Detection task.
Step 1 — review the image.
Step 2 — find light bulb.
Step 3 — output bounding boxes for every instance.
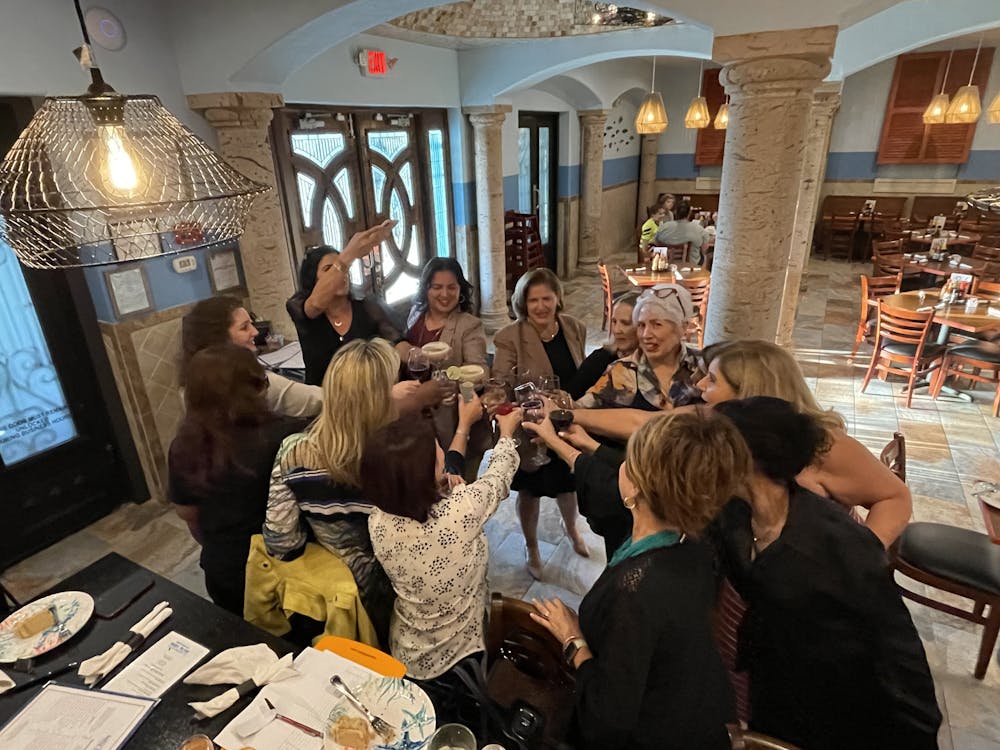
[99,124,139,192]
[714,103,729,130]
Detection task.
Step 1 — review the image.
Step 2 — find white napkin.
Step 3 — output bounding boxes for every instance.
[78,601,172,685]
[0,670,13,695]
[184,645,297,718]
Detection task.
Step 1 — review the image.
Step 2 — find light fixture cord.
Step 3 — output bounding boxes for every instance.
[650,57,656,91]
[73,0,114,94]
[968,35,983,86]
[940,50,953,95]
[697,60,704,97]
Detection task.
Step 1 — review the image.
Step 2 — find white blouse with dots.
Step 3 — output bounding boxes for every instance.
[368,437,520,680]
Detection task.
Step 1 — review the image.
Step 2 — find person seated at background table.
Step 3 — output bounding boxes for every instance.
[399,257,487,368]
[360,397,522,681]
[286,225,403,386]
[493,267,590,578]
[711,397,940,750]
[263,338,399,643]
[639,205,668,260]
[576,284,703,412]
[698,339,911,547]
[529,410,747,750]
[169,344,309,615]
[181,295,322,418]
[568,292,640,400]
[653,200,712,265]
[655,192,676,221]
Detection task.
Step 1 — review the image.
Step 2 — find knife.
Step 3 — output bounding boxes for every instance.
[263,698,323,738]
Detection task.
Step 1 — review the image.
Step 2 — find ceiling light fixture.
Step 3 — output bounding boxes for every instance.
[635,56,668,134]
[713,96,730,130]
[945,36,984,124]
[0,0,267,269]
[685,61,711,129]
[922,49,953,125]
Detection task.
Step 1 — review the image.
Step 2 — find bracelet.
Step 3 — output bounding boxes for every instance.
[562,634,583,647]
[454,429,469,437]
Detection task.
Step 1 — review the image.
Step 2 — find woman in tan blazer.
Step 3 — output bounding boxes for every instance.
[493,268,589,579]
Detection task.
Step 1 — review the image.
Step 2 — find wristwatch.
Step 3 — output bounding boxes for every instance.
[563,637,588,666]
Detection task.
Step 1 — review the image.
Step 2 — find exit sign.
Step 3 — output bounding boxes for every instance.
[359,49,388,77]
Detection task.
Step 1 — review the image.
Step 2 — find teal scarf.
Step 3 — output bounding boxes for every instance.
[609,530,685,567]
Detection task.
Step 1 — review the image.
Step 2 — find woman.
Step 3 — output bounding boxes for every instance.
[286,243,403,386]
[401,257,487,368]
[168,344,308,614]
[181,296,323,418]
[568,292,639,399]
[493,268,589,578]
[263,339,399,642]
[698,339,910,547]
[712,397,940,749]
[656,192,676,221]
[576,284,703,412]
[361,397,522,680]
[530,411,748,750]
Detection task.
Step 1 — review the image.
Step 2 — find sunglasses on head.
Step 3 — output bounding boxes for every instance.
[641,286,686,317]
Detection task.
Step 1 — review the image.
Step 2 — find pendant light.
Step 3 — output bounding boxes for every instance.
[684,61,711,129]
[987,90,1000,123]
[635,56,668,134]
[0,0,268,269]
[922,50,953,124]
[713,96,730,130]
[945,36,984,124]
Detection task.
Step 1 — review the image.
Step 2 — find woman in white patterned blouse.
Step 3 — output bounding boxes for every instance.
[361,397,522,680]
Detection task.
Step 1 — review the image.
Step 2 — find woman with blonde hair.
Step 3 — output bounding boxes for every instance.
[263,338,399,641]
[530,410,746,749]
[698,339,911,547]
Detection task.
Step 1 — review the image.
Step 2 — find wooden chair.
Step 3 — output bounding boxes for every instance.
[598,258,614,331]
[822,214,859,260]
[727,725,802,749]
[931,343,1000,417]
[851,272,902,357]
[713,578,751,724]
[655,243,690,263]
[972,244,1000,262]
[879,431,906,481]
[860,302,946,408]
[678,276,711,348]
[972,278,1000,297]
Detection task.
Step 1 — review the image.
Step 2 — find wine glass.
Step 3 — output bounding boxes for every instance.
[510,365,533,388]
[520,397,551,467]
[431,369,458,405]
[549,390,574,435]
[538,374,560,396]
[482,378,508,411]
[407,347,431,383]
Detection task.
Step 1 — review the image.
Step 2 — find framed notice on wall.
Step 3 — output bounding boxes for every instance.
[104,265,153,319]
[208,247,242,293]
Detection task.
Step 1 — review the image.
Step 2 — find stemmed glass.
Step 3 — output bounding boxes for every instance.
[407,347,431,383]
[515,383,550,467]
[549,390,575,434]
[538,374,560,396]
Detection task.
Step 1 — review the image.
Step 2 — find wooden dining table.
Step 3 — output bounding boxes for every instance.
[903,257,986,278]
[881,289,1000,338]
[623,266,710,287]
[907,230,982,247]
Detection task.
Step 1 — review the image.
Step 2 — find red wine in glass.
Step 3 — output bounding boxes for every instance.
[550,409,574,433]
[521,399,545,424]
[409,364,431,383]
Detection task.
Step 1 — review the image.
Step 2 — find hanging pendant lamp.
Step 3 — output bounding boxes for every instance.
[988,90,1000,124]
[0,0,267,269]
[635,56,668,134]
[923,50,953,124]
[684,61,711,129]
[713,96,730,130]
[945,37,983,124]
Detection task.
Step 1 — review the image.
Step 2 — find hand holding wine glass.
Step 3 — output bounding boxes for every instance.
[494,406,523,439]
[407,347,431,383]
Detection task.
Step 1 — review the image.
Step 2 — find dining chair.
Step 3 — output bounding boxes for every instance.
[860,302,945,408]
[598,258,614,331]
[879,431,906,481]
[931,343,1000,417]
[822,214,859,261]
[851,272,902,357]
[678,276,711,348]
[972,278,1000,297]
[727,724,802,749]
[713,578,751,724]
[972,244,1000,262]
[663,243,690,264]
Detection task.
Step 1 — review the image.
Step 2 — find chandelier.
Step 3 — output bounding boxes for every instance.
[578,2,672,27]
[0,0,267,270]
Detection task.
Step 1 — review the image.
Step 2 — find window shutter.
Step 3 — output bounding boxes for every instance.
[877,48,994,165]
[694,68,726,166]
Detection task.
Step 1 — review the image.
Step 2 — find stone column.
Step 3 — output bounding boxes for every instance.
[577,109,608,272]
[187,92,296,338]
[704,27,837,344]
[636,133,659,226]
[462,105,512,332]
[775,83,842,346]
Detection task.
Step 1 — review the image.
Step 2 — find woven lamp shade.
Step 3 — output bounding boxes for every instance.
[684,96,711,129]
[635,92,668,134]
[988,91,1000,124]
[713,102,729,130]
[922,93,950,124]
[944,85,981,124]
[0,92,268,269]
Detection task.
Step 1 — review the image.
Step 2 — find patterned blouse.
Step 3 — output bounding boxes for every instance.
[368,438,520,680]
[577,346,704,410]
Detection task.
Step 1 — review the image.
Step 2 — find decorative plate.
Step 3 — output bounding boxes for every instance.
[324,676,435,750]
[0,591,95,662]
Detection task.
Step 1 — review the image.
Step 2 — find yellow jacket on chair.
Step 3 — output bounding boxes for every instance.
[244,534,379,648]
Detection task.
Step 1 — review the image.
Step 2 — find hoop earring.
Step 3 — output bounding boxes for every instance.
[622,496,637,510]
[459,295,467,304]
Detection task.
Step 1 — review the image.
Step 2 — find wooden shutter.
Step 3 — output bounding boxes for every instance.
[877,48,994,165]
[694,68,726,166]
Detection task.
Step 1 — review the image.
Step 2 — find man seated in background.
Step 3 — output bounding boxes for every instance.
[654,200,712,265]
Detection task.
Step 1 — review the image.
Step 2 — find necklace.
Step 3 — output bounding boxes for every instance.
[539,322,559,342]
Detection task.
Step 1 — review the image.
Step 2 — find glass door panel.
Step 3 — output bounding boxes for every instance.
[516,112,559,268]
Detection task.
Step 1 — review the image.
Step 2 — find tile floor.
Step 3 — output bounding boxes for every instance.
[4,257,999,748]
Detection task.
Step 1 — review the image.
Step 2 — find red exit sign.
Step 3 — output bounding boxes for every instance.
[360,49,388,77]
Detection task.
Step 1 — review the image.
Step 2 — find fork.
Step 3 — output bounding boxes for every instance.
[329,675,396,739]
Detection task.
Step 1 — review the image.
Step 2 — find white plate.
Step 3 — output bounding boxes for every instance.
[324,675,435,750]
[0,591,94,662]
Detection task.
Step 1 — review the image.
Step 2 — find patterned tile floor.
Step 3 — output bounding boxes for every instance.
[4,257,999,747]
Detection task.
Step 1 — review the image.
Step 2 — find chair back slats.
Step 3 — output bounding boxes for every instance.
[880,431,907,482]
[972,244,1000,262]
[875,302,934,347]
[598,258,613,330]
[663,243,690,263]
[974,278,1000,297]
[678,276,711,347]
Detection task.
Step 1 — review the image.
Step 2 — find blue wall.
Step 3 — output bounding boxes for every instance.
[824,149,1000,182]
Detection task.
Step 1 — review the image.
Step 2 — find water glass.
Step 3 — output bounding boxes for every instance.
[538,374,560,396]
[432,369,458,405]
[428,723,477,750]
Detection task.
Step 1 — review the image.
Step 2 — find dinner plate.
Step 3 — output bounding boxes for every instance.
[323,675,435,750]
[0,591,95,662]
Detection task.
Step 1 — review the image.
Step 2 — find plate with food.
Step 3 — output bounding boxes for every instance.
[324,674,435,750]
[0,591,95,662]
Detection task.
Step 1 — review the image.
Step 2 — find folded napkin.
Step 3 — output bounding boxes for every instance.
[184,645,297,718]
[79,601,172,685]
[0,670,13,695]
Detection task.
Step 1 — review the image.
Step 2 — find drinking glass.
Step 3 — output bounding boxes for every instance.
[432,369,458,405]
[549,390,574,434]
[520,397,551,467]
[538,374,560,396]
[482,378,508,411]
[514,382,539,405]
[510,365,533,387]
[428,723,476,750]
[407,347,431,383]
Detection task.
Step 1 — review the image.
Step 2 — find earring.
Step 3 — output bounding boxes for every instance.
[459,295,467,304]
[622,495,637,510]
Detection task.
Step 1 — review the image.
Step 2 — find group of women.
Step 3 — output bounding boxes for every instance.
[167,224,940,750]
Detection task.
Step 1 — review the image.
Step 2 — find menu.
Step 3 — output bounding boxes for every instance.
[103,631,210,698]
